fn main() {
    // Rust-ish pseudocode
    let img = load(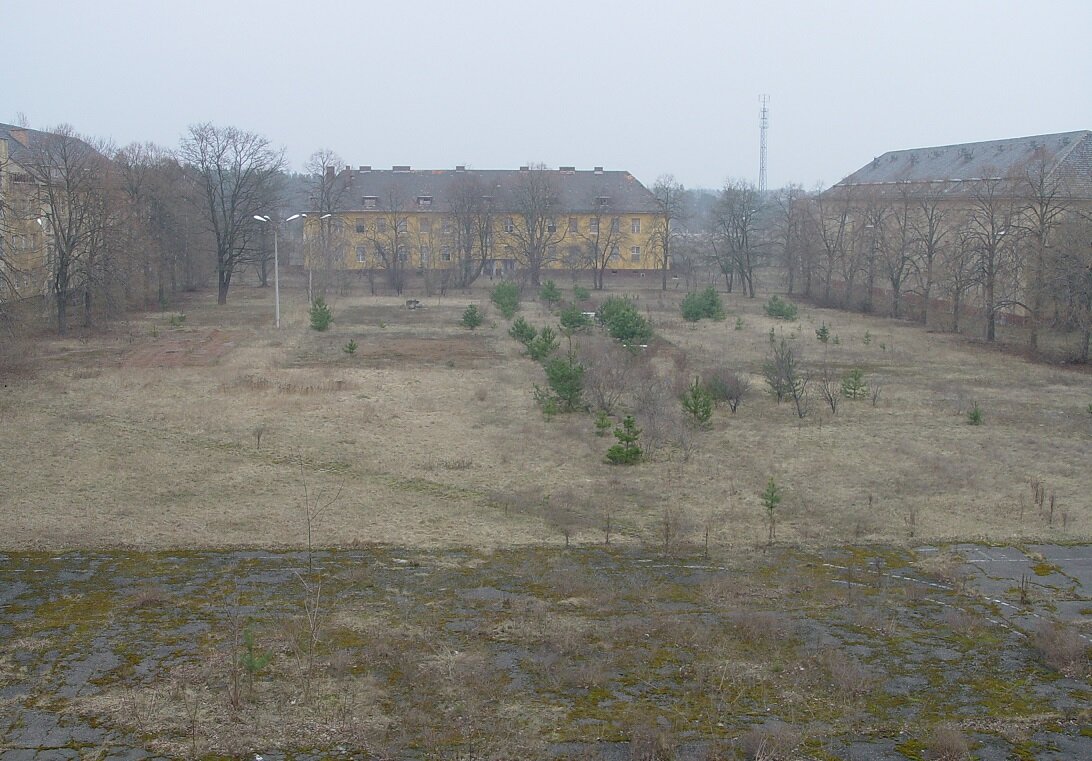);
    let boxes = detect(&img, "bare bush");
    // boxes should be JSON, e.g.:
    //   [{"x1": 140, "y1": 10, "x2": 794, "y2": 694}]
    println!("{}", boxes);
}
[
  {"x1": 0, "y1": 337, "x2": 37, "y2": 378},
  {"x1": 631, "y1": 363, "x2": 683, "y2": 457},
  {"x1": 1032, "y1": 621, "x2": 1090, "y2": 677},
  {"x1": 816, "y1": 365, "x2": 840, "y2": 415},
  {"x1": 924, "y1": 724, "x2": 971, "y2": 760},
  {"x1": 730, "y1": 611, "x2": 794, "y2": 643},
  {"x1": 628, "y1": 721, "x2": 678, "y2": 761},
  {"x1": 818, "y1": 648, "x2": 876, "y2": 698},
  {"x1": 740, "y1": 723, "x2": 800, "y2": 760},
  {"x1": 705, "y1": 367, "x2": 751, "y2": 413},
  {"x1": 544, "y1": 489, "x2": 584, "y2": 547},
  {"x1": 869, "y1": 373, "x2": 886, "y2": 406},
  {"x1": 577, "y1": 335, "x2": 637, "y2": 414}
]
